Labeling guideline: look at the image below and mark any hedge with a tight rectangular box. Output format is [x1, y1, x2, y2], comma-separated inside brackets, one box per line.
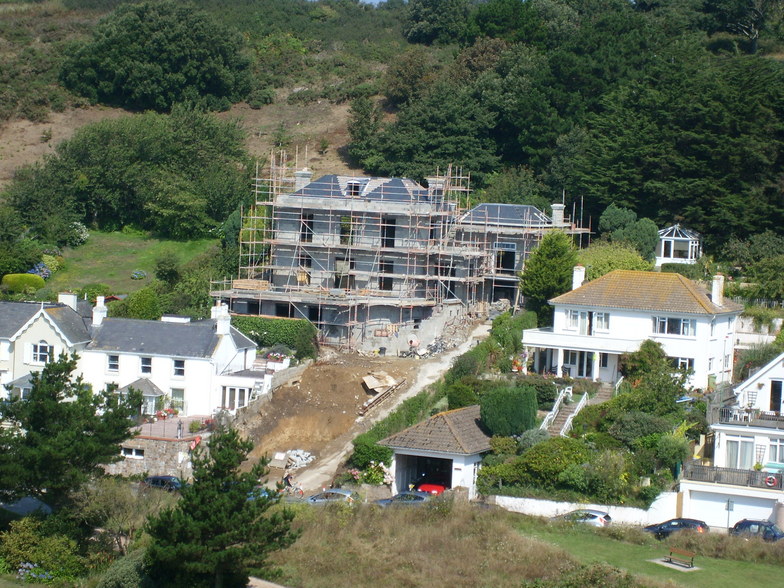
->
[232, 316, 318, 359]
[1, 273, 45, 293]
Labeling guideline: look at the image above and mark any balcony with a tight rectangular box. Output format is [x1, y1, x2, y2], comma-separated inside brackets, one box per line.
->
[715, 407, 784, 430]
[683, 462, 783, 490]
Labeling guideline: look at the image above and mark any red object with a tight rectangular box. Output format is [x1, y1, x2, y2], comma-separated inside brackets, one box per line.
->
[416, 483, 447, 495]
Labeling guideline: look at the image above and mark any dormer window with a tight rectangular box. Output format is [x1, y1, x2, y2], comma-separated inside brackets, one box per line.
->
[347, 181, 361, 197]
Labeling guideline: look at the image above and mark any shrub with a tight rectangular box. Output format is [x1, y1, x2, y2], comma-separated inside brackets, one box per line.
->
[96, 549, 153, 588]
[516, 428, 550, 454]
[0, 518, 85, 581]
[349, 433, 393, 469]
[607, 411, 672, 448]
[188, 421, 202, 434]
[490, 435, 517, 456]
[660, 262, 705, 280]
[446, 381, 478, 409]
[515, 437, 591, 488]
[232, 316, 318, 360]
[480, 385, 538, 436]
[1, 273, 45, 293]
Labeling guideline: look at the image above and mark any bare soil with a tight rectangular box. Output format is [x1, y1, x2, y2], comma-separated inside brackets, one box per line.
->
[0, 95, 360, 193]
[236, 322, 492, 492]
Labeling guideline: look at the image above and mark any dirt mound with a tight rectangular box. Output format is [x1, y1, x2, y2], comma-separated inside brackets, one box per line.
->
[241, 353, 421, 463]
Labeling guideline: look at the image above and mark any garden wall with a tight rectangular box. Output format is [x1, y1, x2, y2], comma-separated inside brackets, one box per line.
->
[488, 492, 678, 526]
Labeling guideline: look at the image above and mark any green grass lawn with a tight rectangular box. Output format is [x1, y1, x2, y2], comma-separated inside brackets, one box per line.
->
[45, 231, 218, 294]
[524, 521, 783, 588]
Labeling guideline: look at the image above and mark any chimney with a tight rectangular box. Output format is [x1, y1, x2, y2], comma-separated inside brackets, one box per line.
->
[58, 292, 78, 311]
[211, 302, 231, 335]
[712, 274, 724, 307]
[294, 168, 313, 191]
[551, 203, 565, 226]
[92, 296, 108, 327]
[572, 265, 586, 290]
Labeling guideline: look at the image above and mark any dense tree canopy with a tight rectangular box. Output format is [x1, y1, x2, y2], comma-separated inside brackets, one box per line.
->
[0, 355, 141, 508]
[60, 1, 252, 112]
[5, 107, 250, 244]
[577, 241, 653, 281]
[520, 231, 578, 326]
[145, 428, 297, 587]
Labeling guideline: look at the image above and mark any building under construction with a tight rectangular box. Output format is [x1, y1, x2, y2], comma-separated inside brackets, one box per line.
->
[211, 162, 589, 352]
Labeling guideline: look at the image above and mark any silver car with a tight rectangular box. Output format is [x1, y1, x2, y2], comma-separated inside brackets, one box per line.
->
[552, 509, 612, 527]
[305, 488, 357, 506]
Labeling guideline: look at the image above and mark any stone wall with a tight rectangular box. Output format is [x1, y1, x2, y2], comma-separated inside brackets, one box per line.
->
[104, 435, 205, 481]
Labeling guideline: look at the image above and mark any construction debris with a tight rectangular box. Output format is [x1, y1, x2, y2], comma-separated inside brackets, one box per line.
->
[286, 449, 316, 470]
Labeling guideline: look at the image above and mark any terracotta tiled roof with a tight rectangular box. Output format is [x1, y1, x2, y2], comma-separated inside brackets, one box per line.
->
[549, 270, 743, 315]
[379, 405, 491, 455]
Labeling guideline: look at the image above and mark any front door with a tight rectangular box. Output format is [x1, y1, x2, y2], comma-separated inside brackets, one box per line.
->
[771, 381, 783, 413]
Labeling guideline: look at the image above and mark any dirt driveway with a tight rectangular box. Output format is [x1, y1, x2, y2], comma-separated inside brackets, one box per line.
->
[237, 321, 491, 492]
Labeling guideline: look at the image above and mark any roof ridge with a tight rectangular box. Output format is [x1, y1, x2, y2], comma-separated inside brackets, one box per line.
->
[677, 273, 716, 313]
[442, 411, 468, 453]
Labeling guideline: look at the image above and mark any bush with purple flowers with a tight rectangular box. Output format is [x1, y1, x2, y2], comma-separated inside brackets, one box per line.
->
[17, 562, 54, 584]
[130, 269, 147, 280]
[26, 262, 51, 280]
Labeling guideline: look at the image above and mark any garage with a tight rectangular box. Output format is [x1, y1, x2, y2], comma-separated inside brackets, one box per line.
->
[379, 405, 491, 499]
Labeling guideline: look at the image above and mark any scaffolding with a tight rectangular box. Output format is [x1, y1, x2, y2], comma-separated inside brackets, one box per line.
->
[212, 158, 589, 348]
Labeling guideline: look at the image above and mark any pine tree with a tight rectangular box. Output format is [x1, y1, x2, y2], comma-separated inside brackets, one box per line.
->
[0, 354, 141, 508]
[520, 231, 578, 326]
[144, 428, 298, 588]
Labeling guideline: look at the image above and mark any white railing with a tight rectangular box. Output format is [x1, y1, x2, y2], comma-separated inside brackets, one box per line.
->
[614, 376, 625, 396]
[560, 392, 588, 437]
[539, 385, 572, 431]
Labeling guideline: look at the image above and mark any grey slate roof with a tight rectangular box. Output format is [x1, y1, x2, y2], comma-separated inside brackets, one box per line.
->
[0, 301, 90, 344]
[658, 224, 701, 240]
[294, 174, 432, 203]
[87, 318, 249, 358]
[379, 405, 491, 456]
[459, 203, 551, 227]
[117, 378, 164, 397]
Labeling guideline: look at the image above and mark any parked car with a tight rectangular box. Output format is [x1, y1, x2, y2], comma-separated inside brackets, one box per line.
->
[305, 488, 358, 506]
[415, 482, 448, 495]
[730, 519, 784, 542]
[551, 509, 612, 527]
[644, 518, 709, 540]
[140, 475, 184, 492]
[374, 491, 432, 507]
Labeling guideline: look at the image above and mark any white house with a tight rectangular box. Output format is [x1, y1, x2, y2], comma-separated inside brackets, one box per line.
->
[78, 299, 261, 416]
[1, 293, 91, 396]
[655, 224, 702, 268]
[521, 268, 743, 389]
[379, 405, 491, 500]
[677, 353, 784, 528]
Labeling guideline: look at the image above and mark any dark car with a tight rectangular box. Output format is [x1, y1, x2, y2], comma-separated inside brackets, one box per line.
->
[730, 519, 784, 542]
[644, 518, 709, 540]
[141, 475, 184, 492]
[374, 491, 432, 507]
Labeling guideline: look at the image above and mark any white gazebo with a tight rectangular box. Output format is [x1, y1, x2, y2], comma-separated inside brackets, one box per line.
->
[655, 224, 702, 267]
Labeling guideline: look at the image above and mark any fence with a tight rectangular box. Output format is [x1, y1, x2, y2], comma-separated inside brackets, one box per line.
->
[683, 462, 783, 490]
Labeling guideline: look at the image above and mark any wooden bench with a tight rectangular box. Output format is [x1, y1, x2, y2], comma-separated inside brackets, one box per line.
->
[666, 547, 695, 568]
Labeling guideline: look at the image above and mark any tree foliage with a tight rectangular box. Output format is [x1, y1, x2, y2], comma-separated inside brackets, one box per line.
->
[6, 107, 249, 244]
[60, 0, 251, 112]
[145, 427, 298, 588]
[578, 241, 653, 281]
[0, 354, 141, 508]
[479, 385, 538, 437]
[520, 231, 578, 326]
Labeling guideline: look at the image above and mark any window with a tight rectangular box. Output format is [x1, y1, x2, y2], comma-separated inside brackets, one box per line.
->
[710, 318, 716, 337]
[32, 342, 53, 364]
[108, 355, 119, 372]
[121, 447, 144, 459]
[600, 353, 609, 368]
[726, 436, 754, 469]
[567, 310, 579, 329]
[652, 317, 696, 336]
[595, 312, 609, 330]
[300, 213, 314, 242]
[141, 357, 152, 374]
[770, 438, 784, 464]
[173, 359, 185, 377]
[670, 357, 694, 371]
[171, 388, 184, 411]
[379, 260, 393, 291]
[708, 358, 714, 371]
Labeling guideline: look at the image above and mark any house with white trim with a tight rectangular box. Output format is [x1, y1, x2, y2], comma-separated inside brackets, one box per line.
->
[78, 299, 261, 416]
[1, 296, 265, 417]
[677, 352, 784, 528]
[521, 268, 743, 389]
[0, 293, 91, 397]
